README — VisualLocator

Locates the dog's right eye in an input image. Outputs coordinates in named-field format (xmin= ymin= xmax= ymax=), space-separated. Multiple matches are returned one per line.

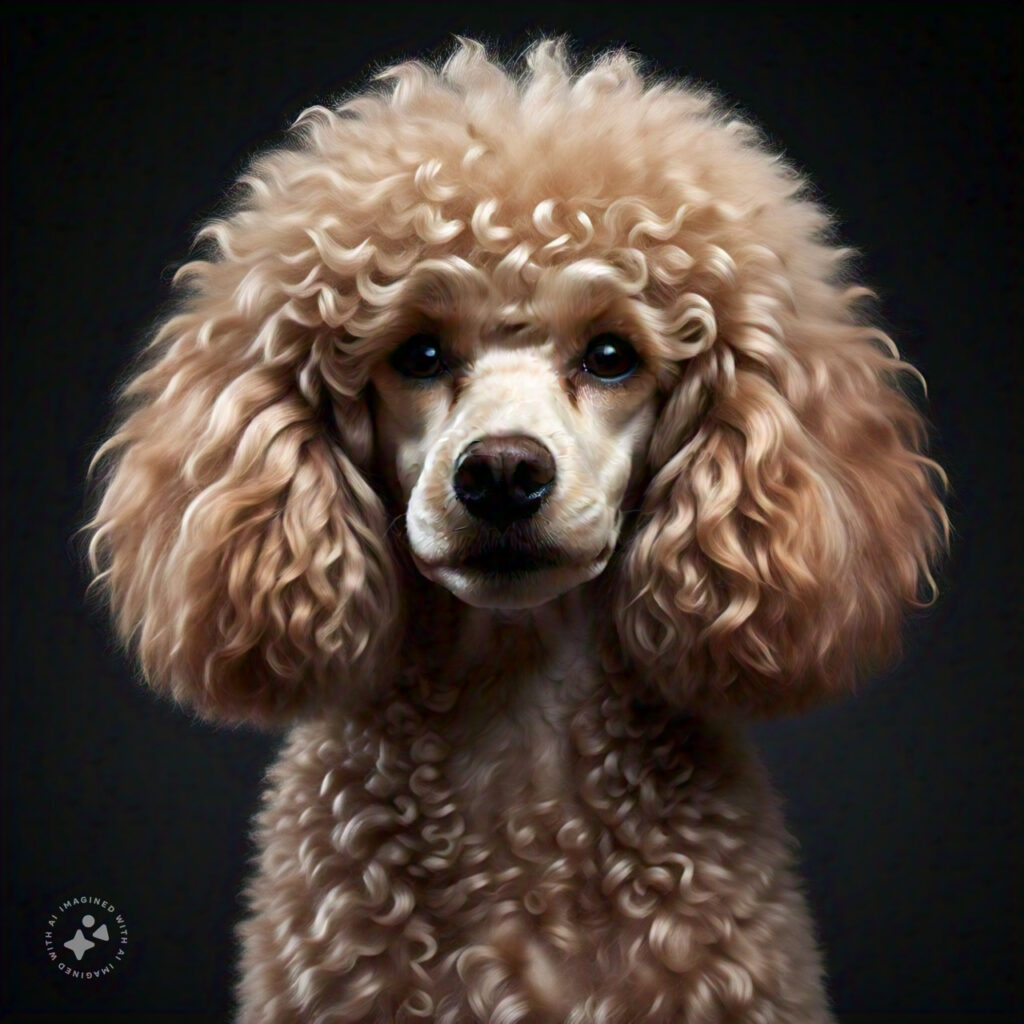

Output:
xmin=389 ymin=334 xmax=447 ymax=379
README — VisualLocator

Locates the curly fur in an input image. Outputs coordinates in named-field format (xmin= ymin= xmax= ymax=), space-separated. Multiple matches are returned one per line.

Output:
xmin=89 ymin=39 xmax=946 ymax=1023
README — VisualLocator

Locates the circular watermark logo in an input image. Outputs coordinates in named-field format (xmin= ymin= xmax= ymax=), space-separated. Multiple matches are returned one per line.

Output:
xmin=44 ymin=896 xmax=128 ymax=980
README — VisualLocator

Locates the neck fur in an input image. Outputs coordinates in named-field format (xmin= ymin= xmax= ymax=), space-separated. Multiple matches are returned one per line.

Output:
xmin=388 ymin=573 xmax=608 ymax=800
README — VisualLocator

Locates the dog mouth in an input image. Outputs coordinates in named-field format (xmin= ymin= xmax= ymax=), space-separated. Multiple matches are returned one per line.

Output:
xmin=411 ymin=536 xmax=616 ymax=609
xmin=460 ymin=545 xmax=564 ymax=578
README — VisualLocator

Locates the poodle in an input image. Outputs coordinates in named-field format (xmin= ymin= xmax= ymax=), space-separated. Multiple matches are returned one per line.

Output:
xmin=89 ymin=39 xmax=947 ymax=1024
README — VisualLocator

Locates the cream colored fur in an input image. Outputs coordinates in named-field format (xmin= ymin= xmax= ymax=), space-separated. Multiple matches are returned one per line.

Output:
xmin=89 ymin=39 xmax=946 ymax=1023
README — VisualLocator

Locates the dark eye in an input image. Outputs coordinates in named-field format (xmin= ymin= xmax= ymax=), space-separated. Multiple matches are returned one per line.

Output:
xmin=581 ymin=334 xmax=640 ymax=381
xmin=389 ymin=334 xmax=447 ymax=379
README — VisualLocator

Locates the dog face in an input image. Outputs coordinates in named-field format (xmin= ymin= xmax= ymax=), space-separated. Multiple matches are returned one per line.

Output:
xmin=369 ymin=272 xmax=664 ymax=609
xmin=89 ymin=41 xmax=945 ymax=723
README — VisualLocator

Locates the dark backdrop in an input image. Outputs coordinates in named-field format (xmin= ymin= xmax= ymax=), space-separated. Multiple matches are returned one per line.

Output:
xmin=3 ymin=6 xmax=1019 ymax=1022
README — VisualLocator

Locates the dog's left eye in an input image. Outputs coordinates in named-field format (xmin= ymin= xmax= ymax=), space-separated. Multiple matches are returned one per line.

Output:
xmin=390 ymin=334 xmax=447 ymax=379
xmin=582 ymin=334 xmax=640 ymax=381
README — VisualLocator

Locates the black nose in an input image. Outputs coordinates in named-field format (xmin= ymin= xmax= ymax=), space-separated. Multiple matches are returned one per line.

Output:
xmin=453 ymin=435 xmax=556 ymax=528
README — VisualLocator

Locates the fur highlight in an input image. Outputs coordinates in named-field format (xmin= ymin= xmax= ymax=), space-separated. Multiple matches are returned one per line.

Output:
xmin=88 ymin=38 xmax=946 ymax=1022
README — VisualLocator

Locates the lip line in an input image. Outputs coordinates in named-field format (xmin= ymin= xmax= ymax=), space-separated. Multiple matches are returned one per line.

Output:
xmin=460 ymin=547 xmax=565 ymax=574
xmin=410 ymin=549 xmax=561 ymax=573
xmin=411 ymin=540 xmax=615 ymax=579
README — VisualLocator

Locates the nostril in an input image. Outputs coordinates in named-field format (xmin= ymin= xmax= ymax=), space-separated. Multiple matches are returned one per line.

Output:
xmin=454 ymin=451 xmax=499 ymax=501
xmin=509 ymin=455 xmax=554 ymax=501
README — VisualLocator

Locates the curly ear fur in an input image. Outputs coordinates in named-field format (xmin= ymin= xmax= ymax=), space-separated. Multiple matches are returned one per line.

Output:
xmin=89 ymin=208 xmax=399 ymax=725
xmin=90 ymin=40 xmax=946 ymax=724
xmin=618 ymin=220 xmax=948 ymax=712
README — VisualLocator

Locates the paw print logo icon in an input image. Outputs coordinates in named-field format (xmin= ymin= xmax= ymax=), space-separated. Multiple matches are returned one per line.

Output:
xmin=44 ymin=897 xmax=128 ymax=980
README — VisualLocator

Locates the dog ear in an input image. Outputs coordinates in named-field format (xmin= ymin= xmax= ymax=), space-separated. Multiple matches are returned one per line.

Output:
xmin=88 ymin=169 xmax=398 ymax=726
xmin=617 ymin=227 xmax=947 ymax=713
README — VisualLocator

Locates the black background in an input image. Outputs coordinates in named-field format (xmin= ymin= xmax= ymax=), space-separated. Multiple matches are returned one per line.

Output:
xmin=3 ymin=6 xmax=1019 ymax=1022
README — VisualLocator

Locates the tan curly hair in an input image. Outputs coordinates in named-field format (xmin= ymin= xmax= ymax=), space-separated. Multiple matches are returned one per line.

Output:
xmin=88 ymin=38 xmax=947 ymax=1021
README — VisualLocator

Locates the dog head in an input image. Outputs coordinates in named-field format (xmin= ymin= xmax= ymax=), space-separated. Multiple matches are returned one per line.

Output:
xmin=89 ymin=40 xmax=946 ymax=723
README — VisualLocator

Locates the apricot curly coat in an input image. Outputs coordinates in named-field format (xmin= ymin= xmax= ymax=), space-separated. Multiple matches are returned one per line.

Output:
xmin=90 ymin=39 xmax=946 ymax=1023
